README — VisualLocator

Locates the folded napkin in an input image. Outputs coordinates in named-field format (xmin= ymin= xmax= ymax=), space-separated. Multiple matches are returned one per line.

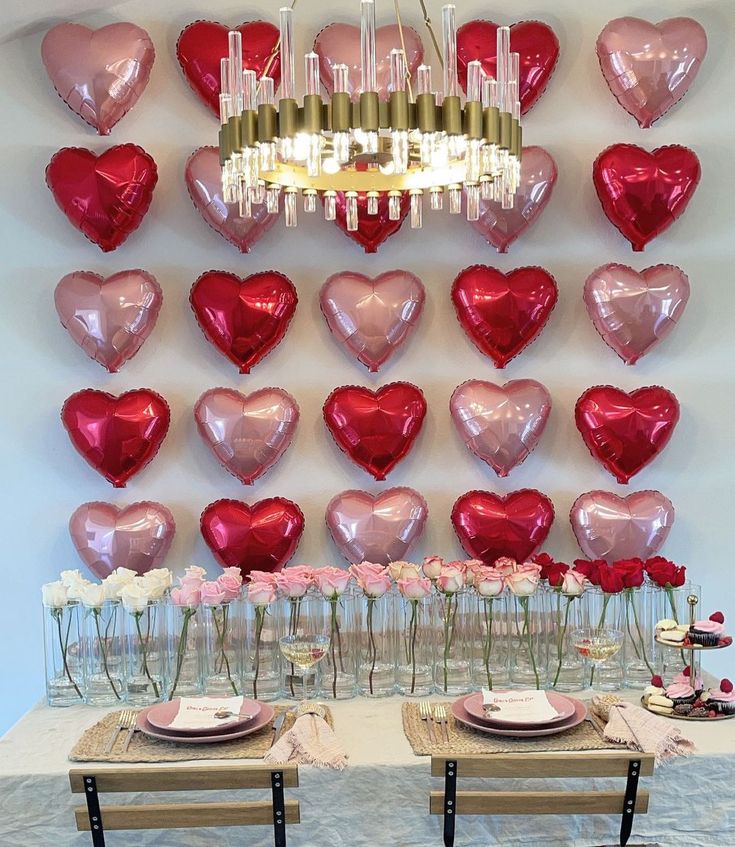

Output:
xmin=591 ymin=696 xmax=696 ymax=766
xmin=482 ymin=689 xmax=559 ymax=722
xmin=169 ymin=696 xmax=245 ymax=730
xmin=264 ymin=703 xmax=348 ymax=770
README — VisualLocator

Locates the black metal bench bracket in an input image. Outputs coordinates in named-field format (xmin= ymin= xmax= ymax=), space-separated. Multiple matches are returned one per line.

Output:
xmin=619 ymin=758 xmax=641 ymax=847
xmin=271 ymin=769 xmax=287 ymax=847
xmin=82 ymin=775 xmax=106 ymax=847
xmin=443 ymin=759 xmax=457 ymax=847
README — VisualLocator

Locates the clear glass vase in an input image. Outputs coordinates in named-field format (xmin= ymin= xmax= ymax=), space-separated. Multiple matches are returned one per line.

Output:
xmin=242 ymin=600 xmax=281 ymax=701
xmin=546 ymin=588 xmax=586 ymax=692
xmin=166 ymin=603 xmax=203 ymax=699
xmin=653 ymin=581 xmax=701 ymax=677
xmin=123 ymin=600 xmax=165 ymax=706
xmin=202 ymin=600 xmax=241 ymax=696
xmin=43 ymin=601 xmax=84 ymax=707
xmin=585 ymin=589 xmax=624 ymax=690
xmin=508 ymin=591 xmax=547 ymax=690
xmin=356 ymin=591 xmax=396 ymax=697
xmin=622 ymin=586 xmax=657 ymax=688
xmin=396 ymin=594 xmax=434 ymax=696
xmin=82 ymin=600 xmax=124 ymax=706
xmin=469 ymin=594 xmax=509 ymax=691
xmin=280 ymin=594 xmax=323 ymax=700
xmin=318 ymin=592 xmax=357 ymax=700
xmin=433 ymin=590 xmax=472 ymax=695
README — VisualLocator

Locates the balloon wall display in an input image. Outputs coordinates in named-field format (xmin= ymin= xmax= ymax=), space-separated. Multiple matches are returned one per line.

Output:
xmin=583 ymin=264 xmax=690 ymax=365
xmin=328 ymin=191 xmax=410 ymax=253
xmin=185 ymin=147 xmax=279 ymax=252
xmin=450 ymin=379 xmax=552 ymax=477
xmin=319 ymin=270 xmax=425 ymax=372
xmin=452 ymin=489 xmax=555 ymax=564
xmin=575 ymin=385 xmax=680 ymax=484
xmin=190 ymin=271 xmax=297 ymax=373
xmin=596 ymin=16 xmax=707 ymax=128
xmin=200 ymin=498 xmax=304 ymax=578
xmin=452 ymin=264 xmax=557 ymax=368
xmin=570 ymin=490 xmax=675 ymax=563
xmin=46 ymin=145 xmax=158 ymax=252
xmin=456 ymin=19 xmax=559 ymax=114
xmin=313 ymin=22 xmax=423 ymax=99
xmin=592 ymin=144 xmax=701 ymax=251
xmin=194 ymin=387 xmax=299 ymax=485
xmin=55 ymin=270 xmax=162 ymax=372
xmin=326 ymin=487 xmax=428 ymax=565
xmin=69 ymin=501 xmax=175 ymax=579
xmin=177 ymin=20 xmax=280 ymax=117
xmin=469 ymin=146 xmax=557 ymax=252
xmin=323 ymin=383 xmax=426 ymax=480
xmin=61 ymin=389 xmax=170 ymax=487
xmin=42 ymin=22 xmax=155 ymax=135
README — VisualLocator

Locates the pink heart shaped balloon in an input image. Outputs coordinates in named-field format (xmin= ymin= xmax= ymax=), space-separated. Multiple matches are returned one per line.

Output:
xmin=320 ymin=270 xmax=425 ymax=372
xmin=326 ymin=487 xmax=428 ymax=565
xmin=470 ymin=146 xmax=557 ymax=252
xmin=55 ymin=270 xmax=162 ymax=372
xmin=450 ymin=379 xmax=551 ymax=477
xmin=69 ymin=501 xmax=175 ymax=579
xmin=185 ymin=147 xmax=279 ymax=252
xmin=314 ymin=23 xmax=423 ymax=99
xmin=42 ymin=22 xmax=155 ymax=135
xmin=194 ymin=387 xmax=299 ymax=485
xmin=584 ymin=264 xmax=690 ymax=365
xmin=570 ymin=490 xmax=675 ymax=562
xmin=596 ymin=17 xmax=707 ymax=129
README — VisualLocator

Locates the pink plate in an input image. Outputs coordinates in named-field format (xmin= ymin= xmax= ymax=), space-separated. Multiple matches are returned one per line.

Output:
xmin=452 ymin=694 xmax=587 ymax=737
xmin=462 ymin=690 xmax=576 ymax=726
xmin=146 ymin=697 xmax=261 ymax=734
xmin=137 ymin=703 xmax=275 ymax=744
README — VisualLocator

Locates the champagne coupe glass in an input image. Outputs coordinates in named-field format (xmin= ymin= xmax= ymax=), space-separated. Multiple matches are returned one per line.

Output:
xmin=571 ymin=627 xmax=624 ymax=691
xmin=279 ymin=634 xmax=330 ymax=700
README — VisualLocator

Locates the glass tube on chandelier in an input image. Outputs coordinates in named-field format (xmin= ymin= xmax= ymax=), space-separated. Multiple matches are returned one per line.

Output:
xmin=390 ymin=49 xmax=409 ymax=174
xmin=304 ymin=52 xmax=322 ymax=177
xmin=345 ymin=191 xmax=359 ymax=231
xmin=242 ymin=70 xmax=259 ymax=192
xmin=332 ymin=64 xmax=350 ymax=164
xmin=360 ymin=0 xmax=379 ymax=154
xmin=258 ymin=77 xmax=276 ymax=172
xmin=501 ymin=51 xmax=520 ymax=210
xmin=416 ymin=65 xmax=435 ymax=167
xmin=279 ymin=7 xmax=295 ymax=161
xmin=219 ymin=58 xmax=235 ymax=204
xmin=481 ymin=74 xmax=498 ymax=200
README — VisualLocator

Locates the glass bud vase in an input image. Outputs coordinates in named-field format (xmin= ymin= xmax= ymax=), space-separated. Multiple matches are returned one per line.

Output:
xmin=547 ymin=587 xmax=586 ymax=692
xmin=202 ymin=600 xmax=241 ymax=696
xmin=396 ymin=593 xmax=434 ymax=696
xmin=280 ymin=594 xmax=323 ymax=700
xmin=317 ymin=591 xmax=357 ymax=700
xmin=507 ymin=591 xmax=547 ymax=690
xmin=586 ymin=589 xmax=624 ymax=691
xmin=242 ymin=599 xmax=280 ymax=701
xmin=166 ymin=601 xmax=203 ymax=699
xmin=123 ymin=599 xmax=165 ymax=706
xmin=356 ymin=591 xmax=396 ymax=697
xmin=433 ymin=590 xmax=472 ymax=695
xmin=469 ymin=593 xmax=509 ymax=691
xmin=43 ymin=600 xmax=84 ymax=707
xmin=622 ymin=586 xmax=657 ymax=688
xmin=82 ymin=600 xmax=124 ymax=706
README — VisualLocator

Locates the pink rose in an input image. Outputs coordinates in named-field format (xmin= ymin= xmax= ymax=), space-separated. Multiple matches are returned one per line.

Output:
xmin=475 ymin=567 xmax=505 ymax=598
xmin=561 ymin=569 xmax=587 ymax=597
xmin=276 ymin=570 xmax=311 ymax=598
xmin=314 ymin=567 xmax=351 ymax=598
xmin=397 ymin=575 xmax=432 ymax=599
xmin=350 ymin=562 xmax=392 ymax=597
xmin=247 ymin=571 xmax=278 ymax=585
xmin=422 ymin=556 xmax=444 ymax=579
xmin=505 ymin=563 xmax=541 ymax=596
xmin=493 ymin=557 xmax=517 ymax=577
xmin=284 ymin=565 xmax=314 ymax=582
xmin=247 ymin=581 xmax=277 ymax=606
xmin=387 ymin=561 xmax=408 ymax=581
xmin=200 ymin=580 xmax=227 ymax=606
xmin=170 ymin=581 xmax=201 ymax=607
xmin=436 ymin=565 xmax=465 ymax=594
xmin=217 ymin=571 xmax=242 ymax=601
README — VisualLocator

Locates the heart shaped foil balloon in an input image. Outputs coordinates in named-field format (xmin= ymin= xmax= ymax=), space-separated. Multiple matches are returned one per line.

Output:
xmin=456 ymin=20 xmax=559 ymax=114
xmin=596 ymin=17 xmax=707 ymax=128
xmin=470 ymin=146 xmax=557 ymax=252
xmin=329 ymin=191 xmax=410 ymax=253
xmin=177 ymin=20 xmax=280 ymax=117
xmin=452 ymin=264 xmax=558 ymax=368
xmin=593 ymin=144 xmax=701 ymax=252
xmin=42 ymin=22 xmax=155 ymax=135
xmin=313 ymin=23 xmax=423 ymax=99
xmin=46 ymin=145 xmax=158 ymax=252
xmin=570 ymin=490 xmax=675 ymax=563
xmin=451 ymin=489 xmax=555 ymax=564
xmin=190 ymin=271 xmax=297 ymax=373
xmin=323 ymin=383 xmax=427 ymax=480
xmin=200 ymin=498 xmax=304 ymax=578
xmin=55 ymin=270 xmax=162 ymax=372
xmin=450 ymin=379 xmax=552 ymax=477
xmin=185 ymin=147 xmax=279 ymax=252
xmin=69 ymin=501 xmax=175 ymax=579
xmin=62 ymin=389 xmax=170 ymax=487
xmin=319 ymin=270 xmax=425 ymax=372
xmin=194 ymin=387 xmax=299 ymax=485
xmin=326 ymin=487 xmax=428 ymax=565
xmin=575 ymin=385 xmax=680 ymax=484
xmin=584 ymin=264 xmax=690 ymax=365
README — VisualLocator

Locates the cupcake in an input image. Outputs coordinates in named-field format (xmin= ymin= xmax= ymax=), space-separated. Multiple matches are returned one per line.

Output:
xmin=689 ymin=612 xmax=725 ymax=647
xmin=664 ymin=682 xmax=696 ymax=706
xmin=709 ymin=678 xmax=735 ymax=715
xmin=673 ymin=666 xmax=703 ymax=691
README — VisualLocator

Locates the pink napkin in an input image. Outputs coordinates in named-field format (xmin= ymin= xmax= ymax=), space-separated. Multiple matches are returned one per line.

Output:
xmin=264 ymin=707 xmax=348 ymax=771
xmin=600 ymin=701 xmax=696 ymax=765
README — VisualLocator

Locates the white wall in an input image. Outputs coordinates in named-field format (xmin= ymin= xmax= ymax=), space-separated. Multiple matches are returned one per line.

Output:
xmin=1 ymin=0 xmax=733 ymax=733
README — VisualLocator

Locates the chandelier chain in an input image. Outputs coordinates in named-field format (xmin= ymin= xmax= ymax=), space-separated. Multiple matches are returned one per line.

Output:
xmin=417 ymin=0 xmax=443 ymax=68
xmin=393 ymin=0 xmax=414 ymax=100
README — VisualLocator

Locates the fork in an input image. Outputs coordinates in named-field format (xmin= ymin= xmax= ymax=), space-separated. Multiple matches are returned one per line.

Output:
xmin=419 ymin=701 xmax=436 ymax=744
xmin=433 ymin=704 xmax=450 ymax=745
xmin=105 ymin=709 xmax=136 ymax=754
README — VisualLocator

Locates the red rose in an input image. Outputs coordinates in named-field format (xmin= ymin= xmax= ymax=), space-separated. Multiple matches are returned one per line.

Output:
xmin=598 ymin=565 xmax=625 ymax=594
xmin=532 ymin=552 xmax=555 ymax=581
xmin=613 ymin=558 xmax=645 ymax=588
xmin=573 ymin=559 xmax=604 ymax=586
xmin=546 ymin=561 xmax=570 ymax=587
xmin=645 ymin=556 xmax=686 ymax=588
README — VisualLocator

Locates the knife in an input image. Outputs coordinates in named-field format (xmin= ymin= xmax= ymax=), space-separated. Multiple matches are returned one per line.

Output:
xmin=271 ymin=712 xmax=287 ymax=746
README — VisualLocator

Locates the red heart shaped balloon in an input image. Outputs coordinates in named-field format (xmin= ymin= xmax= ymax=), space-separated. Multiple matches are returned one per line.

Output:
xmin=452 ymin=265 xmax=558 ymax=368
xmin=329 ymin=191 xmax=410 ymax=253
xmin=451 ymin=489 xmax=555 ymax=564
xmin=200 ymin=498 xmax=304 ymax=578
xmin=593 ymin=144 xmax=701 ymax=251
xmin=62 ymin=389 xmax=170 ymax=487
xmin=575 ymin=385 xmax=680 ymax=484
xmin=457 ymin=20 xmax=559 ymax=114
xmin=190 ymin=271 xmax=297 ymax=373
xmin=46 ymin=145 xmax=158 ymax=252
xmin=323 ymin=382 xmax=427 ymax=480
xmin=176 ymin=20 xmax=280 ymax=117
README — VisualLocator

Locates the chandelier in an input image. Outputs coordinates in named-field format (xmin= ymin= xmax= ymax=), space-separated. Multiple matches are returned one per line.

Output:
xmin=217 ymin=2 xmax=522 ymax=230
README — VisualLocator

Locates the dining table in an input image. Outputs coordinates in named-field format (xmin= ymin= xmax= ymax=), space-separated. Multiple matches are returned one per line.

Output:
xmin=1 ymin=688 xmax=734 ymax=847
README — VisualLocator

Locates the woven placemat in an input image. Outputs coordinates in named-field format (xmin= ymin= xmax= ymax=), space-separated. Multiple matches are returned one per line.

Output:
xmin=402 ymin=702 xmax=624 ymax=756
xmin=69 ymin=705 xmax=334 ymax=764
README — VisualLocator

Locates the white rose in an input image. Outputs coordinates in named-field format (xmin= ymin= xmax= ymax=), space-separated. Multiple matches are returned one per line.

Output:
xmin=79 ymin=583 xmax=106 ymax=608
xmin=147 ymin=568 xmax=173 ymax=590
xmin=60 ymin=569 xmax=85 ymax=588
xmin=114 ymin=567 xmax=138 ymax=584
xmin=120 ymin=580 xmax=151 ymax=613
xmin=102 ymin=571 xmax=131 ymax=600
xmin=42 ymin=581 xmax=68 ymax=608
xmin=139 ymin=572 xmax=166 ymax=600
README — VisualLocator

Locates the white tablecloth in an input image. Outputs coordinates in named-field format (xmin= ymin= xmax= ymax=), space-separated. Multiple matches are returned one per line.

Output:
xmin=2 ymin=693 xmax=735 ymax=847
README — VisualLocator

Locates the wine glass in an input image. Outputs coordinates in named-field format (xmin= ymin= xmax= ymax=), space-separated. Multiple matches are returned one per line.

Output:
xmin=279 ymin=634 xmax=330 ymax=701
xmin=571 ymin=627 xmax=624 ymax=691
